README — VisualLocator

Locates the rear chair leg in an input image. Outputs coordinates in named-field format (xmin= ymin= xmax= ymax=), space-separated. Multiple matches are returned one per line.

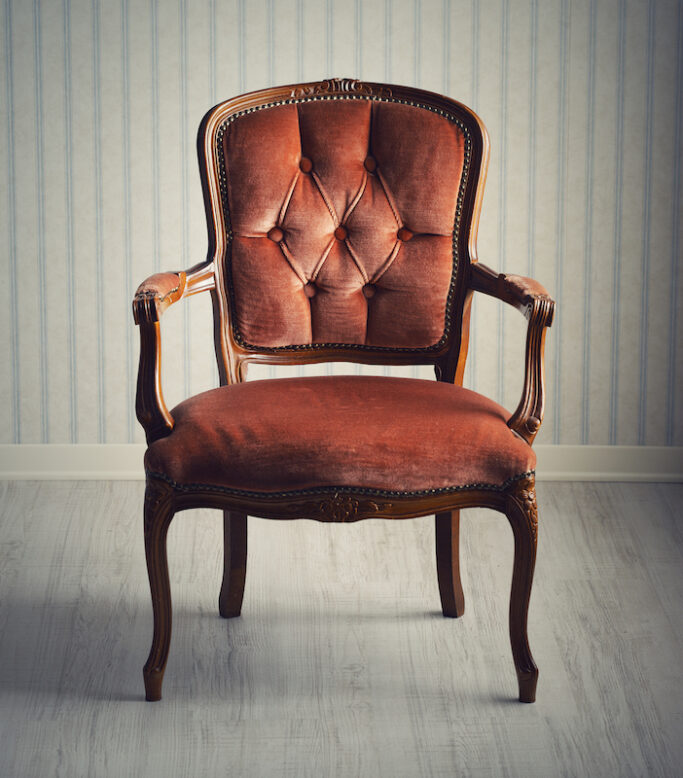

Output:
xmin=435 ymin=510 xmax=465 ymax=617
xmin=143 ymin=479 xmax=176 ymax=702
xmin=505 ymin=475 xmax=539 ymax=703
xmin=219 ymin=511 xmax=247 ymax=618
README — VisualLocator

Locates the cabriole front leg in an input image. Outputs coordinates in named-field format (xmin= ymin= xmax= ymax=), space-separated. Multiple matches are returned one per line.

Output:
xmin=143 ymin=478 xmax=176 ymax=702
xmin=505 ymin=475 xmax=539 ymax=703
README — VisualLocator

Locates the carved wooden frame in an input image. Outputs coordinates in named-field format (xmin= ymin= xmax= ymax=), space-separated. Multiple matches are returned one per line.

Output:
xmin=132 ymin=78 xmax=555 ymax=705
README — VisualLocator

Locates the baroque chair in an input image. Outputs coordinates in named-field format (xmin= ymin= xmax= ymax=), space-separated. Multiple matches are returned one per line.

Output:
xmin=133 ymin=78 xmax=555 ymax=703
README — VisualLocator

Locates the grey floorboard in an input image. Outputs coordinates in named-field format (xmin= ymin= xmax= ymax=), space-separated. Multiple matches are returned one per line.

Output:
xmin=0 ymin=481 xmax=681 ymax=777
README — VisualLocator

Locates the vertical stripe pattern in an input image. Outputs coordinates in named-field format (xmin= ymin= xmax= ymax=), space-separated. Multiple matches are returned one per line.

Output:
xmin=64 ymin=0 xmax=78 ymax=442
xmin=384 ymin=0 xmax=390 ymax=82
xmin=33 ymin=0 xmax=49 ymax=442
xmin=151 ymin=0 xmax=160 ymax=273
xmin=610 ymin=0 xmax=626 ymax=445
xmin=582 ymin=0 xmax=597 ymax=445
xmin=638 ymin=0 xmax=656 ymax=445
xmin=122 ymin=0 xmax=133 ymax=441
xmin=180 ymin=0 xmax=190 ymax=400
xmin=497 ymin=0 xmax=509 ymax=403
xmin=93 ymin=0 xmax=105 ymax=442
xmin=327 ymin=0 xmax=333 ymax=77
xmin=467 ymin=0 xmax=479 ymax=391
xmin=5 ymin=0 xmax=20 ymax=442
xmin=0 ymin=0 xmax=680 ymax=447
xmin=442 ymin=0 xmax=450 ymax=95
xmin=667 ymin=1 xmax=683 ymax=445
xmin=209 ymin=0 xmax=216 ymax=103
xmin=527 ymin=0 xmax=537 ymax=279
xmin=553 ymin=0 xmax=569 ymax=444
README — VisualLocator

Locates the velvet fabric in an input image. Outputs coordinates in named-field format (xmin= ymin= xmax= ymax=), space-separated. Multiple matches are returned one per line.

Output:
xmin=135 ymin=272 xmax=183 ymax=300
xmin=222 ymin=100 xmax=466 ymax=349
xmin=145 ymin=376 xmax=535 ymax=494
xmin=504 ymin=274 xmax=552 ymax=304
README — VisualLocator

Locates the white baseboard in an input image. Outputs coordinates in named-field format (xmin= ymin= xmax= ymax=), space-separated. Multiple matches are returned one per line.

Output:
xmin=0 ymin=444 xmax=681 ymax=482
xmin=0 ymin=444 xmax=147 ymax=480
xmin=533 ymin=445 xmax=683 ymax=482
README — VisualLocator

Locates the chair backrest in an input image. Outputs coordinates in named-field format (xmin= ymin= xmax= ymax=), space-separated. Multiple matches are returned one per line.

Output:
xmin=197 ymin=79 xmax=489 ymax=383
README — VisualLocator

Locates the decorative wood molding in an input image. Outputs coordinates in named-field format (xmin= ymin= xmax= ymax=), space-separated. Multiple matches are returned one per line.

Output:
xmin=132 ymin=272 xmax=186 ymax=325
xmin=504 ymin=472 xmax=538 ymax=702
xmin=291 ymin=493 xmax=394 ymax=523
xmin=507 ymin=296 xmax=555 ymax=445
xmin=470 ymin=262 xmax=554 ymax=320
xmin=156 ymin=477 xmax=510 ymax=523
xmin=507 ymin=473 xmax=538 ymax=542
xmin=290 ymin=78 xmax=393 ymax=98
xmin=143 ymin=476 xmax=175 ymax=534
xmin=135 ymin=321 xmax=174 ymax=445
xmin=132 ymin=262 xmax=216 ymax=444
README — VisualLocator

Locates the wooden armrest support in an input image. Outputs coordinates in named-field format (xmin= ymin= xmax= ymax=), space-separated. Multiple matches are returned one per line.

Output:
xmin=470 ymin=262 xmax=555 ymax=446
xmin=132 ymin=262 xmax=216 ymax=444
xmin=470 ymin=262 xmax=554 ymax=321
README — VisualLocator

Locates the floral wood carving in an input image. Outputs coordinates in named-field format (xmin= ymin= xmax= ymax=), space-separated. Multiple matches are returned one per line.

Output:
xmin=290 ymin=79 xmax=393 ymax=99
xmin=295 ymin=493 xmax=393 ymax=522
xmin=143 ymin=478 xmax=174 ymax=534
xmin=512 ymin=475 xmax=538 ymax=542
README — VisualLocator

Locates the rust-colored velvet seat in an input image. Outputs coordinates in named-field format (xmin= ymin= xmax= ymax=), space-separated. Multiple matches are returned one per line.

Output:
xmin=146 ymin=377 xmax=535 ymax=494
xmin=133 ymin=79 xmax=555 ymax=705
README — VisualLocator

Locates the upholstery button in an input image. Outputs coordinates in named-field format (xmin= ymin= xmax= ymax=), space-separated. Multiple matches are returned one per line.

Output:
xmin=299 ymin=157 xmax=313 ymax=173
xmin=334 ymin=226 xmax=347 ymax=241
xmin=362 ymin=284 xmax=376 ymax=299
xmin=304 ymin=282 xmax=317 ymax=298
xmin=397 ymin=227 xmax=413 ymax=242
xmin=363 ymin=156 xmax=377 ymax=172
xmin=267 ymin=227 xmax=284 ymax=242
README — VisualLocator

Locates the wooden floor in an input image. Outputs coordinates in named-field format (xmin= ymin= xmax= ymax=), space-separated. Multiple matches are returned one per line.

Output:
xmin=0 ymin=481 xmax=681 ymax=777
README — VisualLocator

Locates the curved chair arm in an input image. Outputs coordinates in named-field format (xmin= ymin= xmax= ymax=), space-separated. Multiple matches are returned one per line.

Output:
xmin=470 ymin=262 xmax=555 ymax=446
xmin=132 ymin=262 xmax=215 ymax=444
xmin=133 ymin=271 xmax=187 ymax=325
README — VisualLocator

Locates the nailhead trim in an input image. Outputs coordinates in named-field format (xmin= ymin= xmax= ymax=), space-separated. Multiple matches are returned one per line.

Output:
xmin=215 ymin=92 xmax=473 ymax=355
xmin=146 ymin=469 xmax=534 ymax=500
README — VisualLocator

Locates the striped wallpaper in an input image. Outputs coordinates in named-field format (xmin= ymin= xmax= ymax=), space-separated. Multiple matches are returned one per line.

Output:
xmin=1 ymin=0 xmax=681 ymax=447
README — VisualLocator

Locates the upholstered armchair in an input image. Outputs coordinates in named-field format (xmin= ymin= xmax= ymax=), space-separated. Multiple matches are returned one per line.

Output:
xmin=133 ymin=79 xmax=555 ymax=703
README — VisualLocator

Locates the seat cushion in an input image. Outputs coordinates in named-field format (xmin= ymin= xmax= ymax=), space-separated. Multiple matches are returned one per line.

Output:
xmin=145 ymin=376 xmax=535 ymax=496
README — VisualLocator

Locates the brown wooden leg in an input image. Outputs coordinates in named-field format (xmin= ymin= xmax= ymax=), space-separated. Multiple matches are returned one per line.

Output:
xmin=435 ymin=510 xmax=465 ymax=617
xmin=505 ymin=475 xmax=539 ymax=703
xmin=142 ymin=479 xmax=175 ymax=702
xmin=219 ymin=511 xmax=247 ymax=618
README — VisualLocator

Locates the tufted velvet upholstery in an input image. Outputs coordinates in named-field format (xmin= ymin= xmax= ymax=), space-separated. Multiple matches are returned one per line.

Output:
xmin=220 ymin=99 xmax=466 ymax=349
xmin=145 ymin=376 xmax=535 ymax=494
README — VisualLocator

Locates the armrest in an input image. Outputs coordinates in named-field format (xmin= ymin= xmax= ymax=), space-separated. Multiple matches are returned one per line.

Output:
xmin=133 ymin=272 xmax=186 ymax=324
xmin=132 ymin=262 xmax=215 ymax=444
xmin=470 ymin=262 xmax=555 ymax=445
xmin=470 ymin=262 xmax=554 ymax=320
